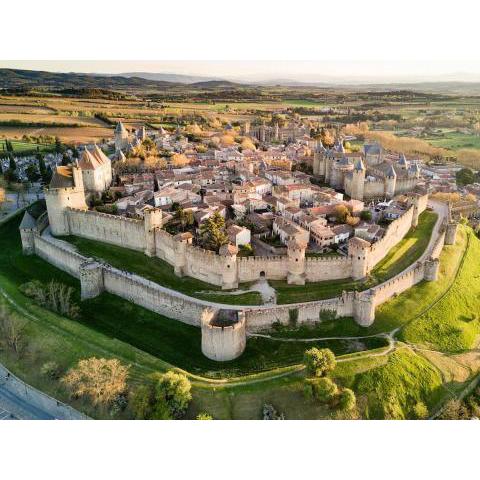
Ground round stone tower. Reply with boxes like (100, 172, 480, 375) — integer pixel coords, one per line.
(348, 236, 371, 281)
(445, 221, 458, 245)
(201, 309, 246, 361)
(424, 257, 440, 281)
(287, 238, 307, 285)
(79, 259, 104, 300)
(353, 290, 376, 326)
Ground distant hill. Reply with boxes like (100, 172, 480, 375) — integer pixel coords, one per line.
(190, 80, 243, 88)
(0, 68, 178, 91)
(114, 72, 223, 84)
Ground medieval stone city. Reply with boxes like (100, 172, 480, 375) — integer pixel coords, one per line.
(16, 116, 464, 363)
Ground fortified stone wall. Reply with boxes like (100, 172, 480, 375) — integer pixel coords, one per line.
(363, 179, 386, 198)
(46, 194, 428, 288)
(20, 206, 455, 361)
(368, 206, 415, 268)
(102, 267, 208, 326)
(33, 234, 85, 278)
(183, 246, 225, 286)
(431, 230, 446, 260)
(237, 256, 289, 282)
(396, 177, 419, 194)
(154, 228, 178, 265)
(66, 208, 145, 251)
(304, 256, 353, 282)
(244, 293, 355, 331)
(370, 261, 425, 307)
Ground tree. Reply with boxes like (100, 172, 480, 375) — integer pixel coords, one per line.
(171, 153, 190, 168)
(338, 388, 356, 412)
(8, 155, 16, 171)
(25, 164, 40, 183)
(304, 377, 338, 403)
(55, 136, 64, 154)
(199, 211, 229, 252)
(360, 210, 372, 222)
(62, 357, 130, 406)
(346, 215, 360, 227)
(154, 370, 192, 419)
(174, 207, 194, 231)
(41, 361, 61, 380)
(319, 128, 335, 147)
(37, 154, 47, 181)
(303, 347, 336, 377)
(456, 168, 476, 186)
(241, 138, 256, 150)
(0, 305, 26, 357)
(439, 399, 470, 420)
(334, 204, 350, 223)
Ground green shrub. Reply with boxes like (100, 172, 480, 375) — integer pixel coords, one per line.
(154, 370, 192, 419)
(19, 280, 80, 319)
(304, 377, 339, 403)
(338, 388, 356, 412)
(196, 412, 213, 420)
(303, 347, 336, 377)
(413, 401, 429, 419)
(40, 361, 61, 380)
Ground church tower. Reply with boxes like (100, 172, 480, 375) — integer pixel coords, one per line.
(114, 121, 129, 152)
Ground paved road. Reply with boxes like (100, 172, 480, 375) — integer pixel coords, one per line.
(0, 406, 17, 420)
(0, 384, 54, 420)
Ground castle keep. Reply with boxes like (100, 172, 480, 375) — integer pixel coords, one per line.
(313, 141, 421, 201)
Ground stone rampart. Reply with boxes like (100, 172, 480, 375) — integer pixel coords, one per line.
(66, 208, 145, 251)
(33, 233, 85, 279)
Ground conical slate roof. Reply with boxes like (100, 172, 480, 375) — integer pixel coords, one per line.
(115, 121, 127, 134)
(354, 158, 365, 171)
(398, 153, 408, 166)
(386, 164, 397, 178)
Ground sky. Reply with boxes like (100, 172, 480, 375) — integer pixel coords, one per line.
(3, 61, 480, 83)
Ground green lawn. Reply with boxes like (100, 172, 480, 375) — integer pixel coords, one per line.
(369, 210, 437, 283)
(0, 139, 54, 154)
(425, 130, 480, 150)
(61, 235, 262, 306)
(272, 210, 437, 304)
(353, 347, 444, 419)
(400, 227, 480, 353)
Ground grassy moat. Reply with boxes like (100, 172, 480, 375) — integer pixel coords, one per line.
(1, 210, 480, 419)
